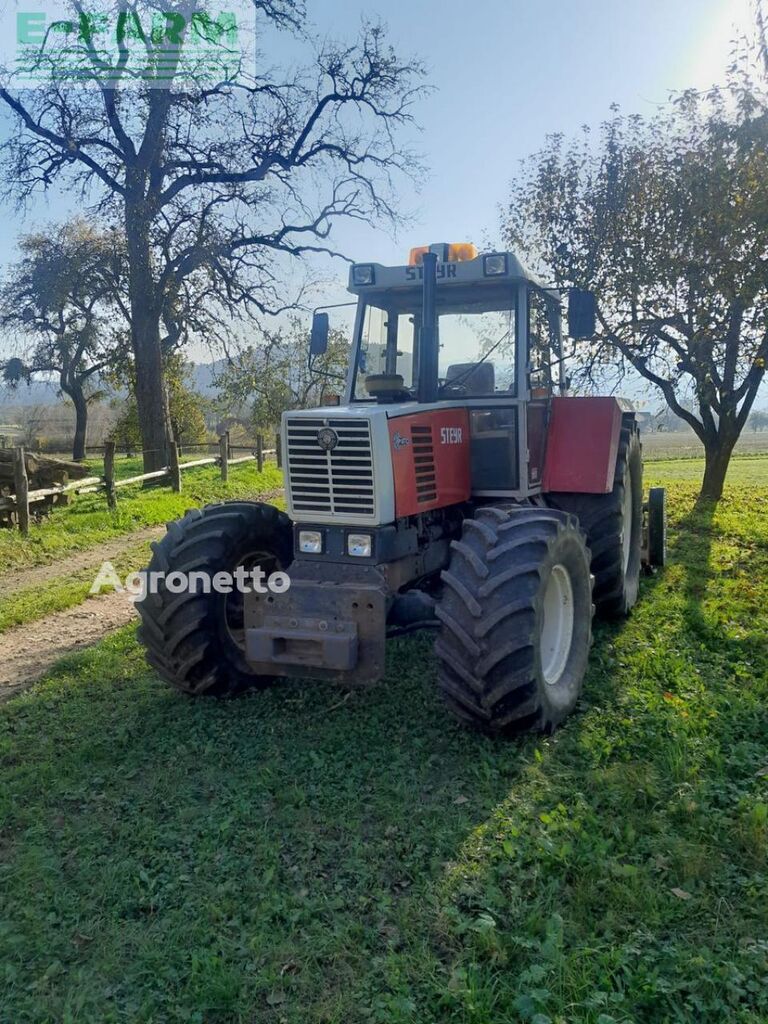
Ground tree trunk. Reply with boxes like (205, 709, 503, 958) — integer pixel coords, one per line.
(700, 435, 736, 503)
(60, 379, 89, 462)
(125, 201, 173, 472)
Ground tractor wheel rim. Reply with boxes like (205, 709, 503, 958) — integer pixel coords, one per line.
(622, 467, 634, 575)
(540, 563, 574, 686)
(224, 549, 277, 650)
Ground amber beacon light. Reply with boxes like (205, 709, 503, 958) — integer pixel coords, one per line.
(407, 242, 479, 266)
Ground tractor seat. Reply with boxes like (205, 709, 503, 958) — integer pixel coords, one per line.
(445, 362, 495, 394)
(365, 374, 411, 403)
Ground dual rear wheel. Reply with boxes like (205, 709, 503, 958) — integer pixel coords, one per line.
(547, 417, 644, 618)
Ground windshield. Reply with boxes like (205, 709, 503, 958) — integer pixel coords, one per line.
(352, 296, 517, 400)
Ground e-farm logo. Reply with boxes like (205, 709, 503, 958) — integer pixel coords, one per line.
(3, 2, 255, 89)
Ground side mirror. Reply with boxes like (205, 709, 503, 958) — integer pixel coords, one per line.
(310, 312, 329, 356)
(568, 289, 597, 339)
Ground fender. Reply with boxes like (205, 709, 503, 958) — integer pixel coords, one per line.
(542, 397, 628, 494)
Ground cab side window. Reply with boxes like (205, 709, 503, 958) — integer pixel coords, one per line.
(529, 290, 556, 393)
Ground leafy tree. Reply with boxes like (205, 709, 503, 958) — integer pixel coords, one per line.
(0, 2, 425, 469)
(215, 316, 349, 433)
(749, 409, 768, 432)
(0, 220, 125, 460)
(504, 82, 768, 501)
(112, 355, 208, 452)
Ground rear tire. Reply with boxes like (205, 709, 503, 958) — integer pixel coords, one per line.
(434, 507, 593, 735)
(548, 417, 643, 618)
(136, 501, 293, 696)
(647, 487, 667, 567)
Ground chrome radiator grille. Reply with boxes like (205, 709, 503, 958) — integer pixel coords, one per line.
(285, 417, 375, 517)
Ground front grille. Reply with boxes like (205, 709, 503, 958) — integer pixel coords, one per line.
(285, 417, 375, 517)
(411, 424, 437, 503)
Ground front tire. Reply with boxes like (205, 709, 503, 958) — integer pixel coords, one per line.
(136, 501, 293, 696)
(434, 507, 593, 735)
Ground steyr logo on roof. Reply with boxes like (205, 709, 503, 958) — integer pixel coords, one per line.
(392, 431, 411, 450)
(406, 263, 457, 281)
(317, 427, 338, 451)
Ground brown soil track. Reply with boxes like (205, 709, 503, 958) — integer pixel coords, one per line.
(0, 524, 166, 597)
(0, 489, 285, 702)
(0, 590, 139, 701)
(0, 524, 166, 702)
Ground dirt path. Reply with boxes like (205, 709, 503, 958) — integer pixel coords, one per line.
(0, 489, 285, 701)
(0, 590, 138, 702)
(1, 487, 285, 598)
(0, 524, 166, 597)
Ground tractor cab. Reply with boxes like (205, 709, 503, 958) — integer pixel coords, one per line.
(309, 243, 588, 498)
(345, 242, 561, 405)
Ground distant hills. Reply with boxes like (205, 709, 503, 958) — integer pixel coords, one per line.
(0, 359, 226, 407)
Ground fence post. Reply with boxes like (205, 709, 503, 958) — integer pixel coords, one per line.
(13, 445, 29, 537)
(256, 434, 264, 473)
(219, 433, 229, 482)
(275, 432, 282, 469)
(104, 441, 117, 510)
(169, 441, 182, 493)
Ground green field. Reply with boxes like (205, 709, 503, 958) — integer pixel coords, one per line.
(641, 429, 768, 461)
(1, 459, 767, 1023)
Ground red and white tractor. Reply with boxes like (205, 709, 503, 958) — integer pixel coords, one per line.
(137, 243, 666, 734)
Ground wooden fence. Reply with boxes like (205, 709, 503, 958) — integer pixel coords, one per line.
(2, 432, 279, 537)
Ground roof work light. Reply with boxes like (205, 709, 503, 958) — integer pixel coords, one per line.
(351, 264, 375, 286)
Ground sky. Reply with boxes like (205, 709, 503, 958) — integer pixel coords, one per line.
(0, 0, 761, 407)
(0, 0, 752, 263)
(302, 0, 753, 270)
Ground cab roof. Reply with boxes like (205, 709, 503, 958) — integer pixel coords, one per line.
(347, 251, 550, 300)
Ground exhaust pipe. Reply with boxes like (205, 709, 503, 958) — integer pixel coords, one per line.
(418, 250, 439, 403)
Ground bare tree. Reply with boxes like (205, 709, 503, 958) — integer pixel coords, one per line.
(0, 220, 125, 460)
(0, 2, 425, 468)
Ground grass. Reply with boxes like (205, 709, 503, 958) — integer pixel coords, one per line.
(0, 540, 154, 632)
(79, 450, 232, 482)
(0, 461, 284, 573)
(1, 464, 767, 1022)
(644, 454, 768, 484)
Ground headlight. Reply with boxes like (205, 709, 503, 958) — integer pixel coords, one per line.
(352, 264, 375, 286)
(483, 253, 508, 276)
(298, 530, 323, 554)
(347, 533, 372, 557)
